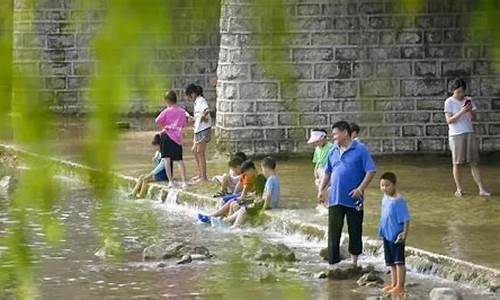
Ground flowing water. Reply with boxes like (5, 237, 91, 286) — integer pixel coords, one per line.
(0, 174, 491, 299)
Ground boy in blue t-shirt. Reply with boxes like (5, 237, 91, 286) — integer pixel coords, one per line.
(378, 172, 410, 295)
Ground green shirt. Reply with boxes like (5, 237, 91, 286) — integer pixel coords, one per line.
(312, 142, 334, 169)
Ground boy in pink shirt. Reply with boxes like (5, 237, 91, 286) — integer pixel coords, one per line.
(155, 90, 188, 188)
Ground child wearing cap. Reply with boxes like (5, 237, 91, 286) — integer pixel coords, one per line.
(308, 128, 334, 188)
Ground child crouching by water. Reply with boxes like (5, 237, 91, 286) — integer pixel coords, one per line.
(198, 160, 265, 223)
(211, 152, 247, 197)
(129, 134, 173, 198)
(224, 157, 280, 229)
(379, 172, 410, 295)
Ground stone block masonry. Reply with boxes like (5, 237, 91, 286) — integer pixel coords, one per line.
(216, 0, 500, 155)
(9, 0, 500, 155)
(12, 0, 221, 115)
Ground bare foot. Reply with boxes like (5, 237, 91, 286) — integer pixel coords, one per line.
(382, 285, 395, 292)
(389, 286, 405, 295)
(480, 190, 491, 197)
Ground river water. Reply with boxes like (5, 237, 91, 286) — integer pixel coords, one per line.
(0, 174, 492, 299)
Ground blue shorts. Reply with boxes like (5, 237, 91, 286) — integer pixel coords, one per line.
(222, 193, 241, 203)
(154, 170, 168, 182)
(383, 238, 405, 266)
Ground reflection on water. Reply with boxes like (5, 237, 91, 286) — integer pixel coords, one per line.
(2, 117, 500, 272)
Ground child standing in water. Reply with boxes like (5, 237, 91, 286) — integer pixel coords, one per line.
(155, 90, 188, 188)
(185, 84, 211, 183)
(379, 172, 410, 295)
(307, 128, 334, 188)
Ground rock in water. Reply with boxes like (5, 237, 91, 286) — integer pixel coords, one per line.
(163, 243, 185, 259)
(316, 271, 327, 279)
(176, 254, 192, 265)
(489, 276, 500, 292)
(192, 246, 210, 257)
(255, 243, 296, 263)
(327, 264, 363, 280)
(429, 288, 462, 300)
(142, 244, 163, 261)
(360, 263, 375, 274)
(357, 272, 384, 287)
(319, 246, 348, 261)
(142, 242, 184, 261)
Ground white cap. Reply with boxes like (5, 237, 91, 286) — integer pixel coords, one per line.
(307, 130, 327, 144)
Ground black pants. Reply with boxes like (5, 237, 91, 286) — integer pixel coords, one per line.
(328, 205, 364, 264)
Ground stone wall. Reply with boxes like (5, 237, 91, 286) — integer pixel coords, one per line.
(216, 0, 500, 154)
(9, 0, 500, 154)
(12, 0, 220, 115)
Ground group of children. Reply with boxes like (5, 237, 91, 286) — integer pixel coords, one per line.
(130, 84, 211, 197)
(199, 155, 281, 229)
(129, 83, 282, 229)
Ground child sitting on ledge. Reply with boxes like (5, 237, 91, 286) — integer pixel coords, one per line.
(211, 152, 247, 197)
(198, 160, 266, 224)
(129, 134, 173, 198)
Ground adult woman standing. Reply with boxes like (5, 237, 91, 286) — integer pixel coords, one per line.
(444, 79, 490, 197)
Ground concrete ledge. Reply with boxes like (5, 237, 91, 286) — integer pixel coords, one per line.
(1, 143, 499, 290)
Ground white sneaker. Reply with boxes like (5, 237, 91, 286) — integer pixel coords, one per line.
(180, 182, 188, 189)
(168, 182, 176, 189)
